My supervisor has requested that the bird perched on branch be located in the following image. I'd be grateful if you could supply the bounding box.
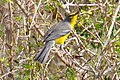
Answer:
[34,12,78,63]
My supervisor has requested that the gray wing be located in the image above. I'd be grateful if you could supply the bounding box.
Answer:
[43,24,56,41]
[43,21,71,42]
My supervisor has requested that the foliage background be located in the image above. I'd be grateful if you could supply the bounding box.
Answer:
[0,0,120,80]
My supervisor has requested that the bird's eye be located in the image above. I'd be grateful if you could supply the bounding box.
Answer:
[70,16,73,19]
[69,15,73,18]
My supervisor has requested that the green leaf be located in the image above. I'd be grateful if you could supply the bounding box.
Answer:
[95,23,101,30]
[4,0,9,2]
[22,64,32,69]
[14,16,23,21]
[0,24,4,37]
[19,45,24,52]
[65,68,75,80]
[84,33,89,38]
[44,4,52,11]
[69,69,75,80]
[91,42,96,48]
[24,69,30,75]
[89,0,96,2]
[20,30,25,34]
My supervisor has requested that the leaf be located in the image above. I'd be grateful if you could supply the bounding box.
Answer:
[89,0,96,2]
[91,42,96,48]
[24,69,30,75]
[65,68,75,80]
[95,23,101,30]
[44,4,52,11]
[22,64,32,69]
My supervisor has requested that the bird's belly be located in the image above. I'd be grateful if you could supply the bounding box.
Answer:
[55,33,70,44]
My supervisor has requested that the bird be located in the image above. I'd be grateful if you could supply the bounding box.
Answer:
[34,12,78,63]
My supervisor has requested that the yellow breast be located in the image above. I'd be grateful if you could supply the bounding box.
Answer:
[55,33,70,44]
[55,13,78,44]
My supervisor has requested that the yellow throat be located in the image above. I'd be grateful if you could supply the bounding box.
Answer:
[55,13,78,44]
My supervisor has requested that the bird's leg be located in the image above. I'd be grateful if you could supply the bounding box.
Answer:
[60,45,64,51]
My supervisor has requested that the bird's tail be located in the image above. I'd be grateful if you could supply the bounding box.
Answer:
[34,40,55,63]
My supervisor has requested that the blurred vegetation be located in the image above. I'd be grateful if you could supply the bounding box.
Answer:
[0,0,120,80]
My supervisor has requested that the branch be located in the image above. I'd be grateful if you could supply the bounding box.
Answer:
[14,0,29,17]
[14,0,44,36]
[29,0,42,30]
[102,1,120,52]
[0,70,17,79]
[63,3,99,8]
[96,0,120,73]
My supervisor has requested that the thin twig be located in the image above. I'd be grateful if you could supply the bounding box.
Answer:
[54,50,71,67]
[14,0,29,17]
[29,0,42,30]
[0,70,17,79]
[102,1,120,52]
[96,0,120,75]
[63,3,99,8]
[14,0,44,36]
